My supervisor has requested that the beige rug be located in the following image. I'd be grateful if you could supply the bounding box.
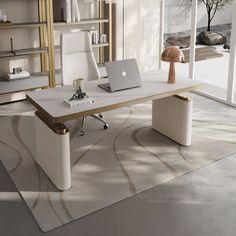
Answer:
[1,95,236,232]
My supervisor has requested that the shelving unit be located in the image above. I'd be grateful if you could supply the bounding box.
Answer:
[0,0,55,103]
[0,0,114,103]
[53,0,113,65]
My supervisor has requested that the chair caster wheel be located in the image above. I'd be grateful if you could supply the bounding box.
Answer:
[80,130,85,136]
[99,114,103,118]
[104,124,108,130]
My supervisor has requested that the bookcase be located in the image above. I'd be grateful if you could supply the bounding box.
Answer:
[53,0,114,80]
[0,0,114,103]
[0,0,55,102]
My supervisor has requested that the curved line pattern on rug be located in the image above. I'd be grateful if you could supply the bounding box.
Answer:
[12,116,42,211]
[71,107,133,167]
[131,126,178,176]
[0,140,23,174]
[59,107,134,220]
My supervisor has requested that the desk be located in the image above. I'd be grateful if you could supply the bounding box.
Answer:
[27,70,202,190]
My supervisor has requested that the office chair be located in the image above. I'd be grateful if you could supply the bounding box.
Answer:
[60,31,108,136]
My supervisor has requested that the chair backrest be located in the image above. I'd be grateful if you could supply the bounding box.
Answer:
[60,31,100,85]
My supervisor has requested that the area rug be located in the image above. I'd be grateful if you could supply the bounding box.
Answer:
[1,94,236,232]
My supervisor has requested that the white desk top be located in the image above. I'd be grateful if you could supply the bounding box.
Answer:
[27,70,202,123]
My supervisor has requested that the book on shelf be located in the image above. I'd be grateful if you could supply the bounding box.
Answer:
[73,0,81,22]
[89,30,98,44]
[53,0,80,23]
[6,71,30,81]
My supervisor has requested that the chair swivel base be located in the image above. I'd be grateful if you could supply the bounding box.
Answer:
[79,114,109,136]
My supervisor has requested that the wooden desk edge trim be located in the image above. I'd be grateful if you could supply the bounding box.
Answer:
[27,94,68,135]
[35,110,69,135]
[53,84,202,123]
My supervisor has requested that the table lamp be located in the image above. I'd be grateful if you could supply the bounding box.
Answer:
[161,46,185,84]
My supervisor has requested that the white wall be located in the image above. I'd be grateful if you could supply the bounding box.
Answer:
[116,0,161,72]
[165,0,233,33]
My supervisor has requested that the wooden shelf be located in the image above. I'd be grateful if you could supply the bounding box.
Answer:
[55,43,108,51]
[0,47,48,58]
[0,72,49,95]
[0,22,47,30]
[54,18,109,27]
[0,51,14,58]
[92,43,109,48]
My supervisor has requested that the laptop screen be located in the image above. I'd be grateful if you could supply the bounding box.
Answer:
[104,59,142,92]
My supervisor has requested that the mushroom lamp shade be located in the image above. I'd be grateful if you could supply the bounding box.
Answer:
[161,46,185,84]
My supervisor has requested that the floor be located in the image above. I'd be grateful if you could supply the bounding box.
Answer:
[1,98,236,236]
[1,150,236,236]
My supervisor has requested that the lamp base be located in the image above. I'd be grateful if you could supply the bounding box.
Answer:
[168,62,176,84]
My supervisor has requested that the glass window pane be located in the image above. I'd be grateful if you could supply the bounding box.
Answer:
[162,1,192,78]
[194,1,233,101]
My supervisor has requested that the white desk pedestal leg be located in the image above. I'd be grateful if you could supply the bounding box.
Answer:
[152,95,193,146]
[35,115,71,190]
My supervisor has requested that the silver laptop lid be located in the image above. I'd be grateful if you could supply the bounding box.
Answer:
[105,59,142,92]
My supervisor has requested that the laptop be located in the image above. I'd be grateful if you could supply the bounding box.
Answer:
[98,59,142,92]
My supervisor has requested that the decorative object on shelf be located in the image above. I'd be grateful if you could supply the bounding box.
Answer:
[161,46,185,84]
[99,34,107,44]
[66,0,72,23]
[10,37,14,54]
[72,0,81,22]
[7,68,30,81]
[54,0,80,23]
[13,67,23,74]
[0,9,7,22]
[89,30,98,44]
[73,78,84,90]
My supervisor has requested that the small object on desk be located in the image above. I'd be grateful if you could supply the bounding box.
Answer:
[161,46,185,84]
[64,87,94,108]
[73,78,84,90]
[70,87,87,100]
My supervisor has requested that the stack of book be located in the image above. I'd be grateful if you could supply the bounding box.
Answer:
[7,71,30,81]
[54,0,81,23]
[64,97,95,108]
